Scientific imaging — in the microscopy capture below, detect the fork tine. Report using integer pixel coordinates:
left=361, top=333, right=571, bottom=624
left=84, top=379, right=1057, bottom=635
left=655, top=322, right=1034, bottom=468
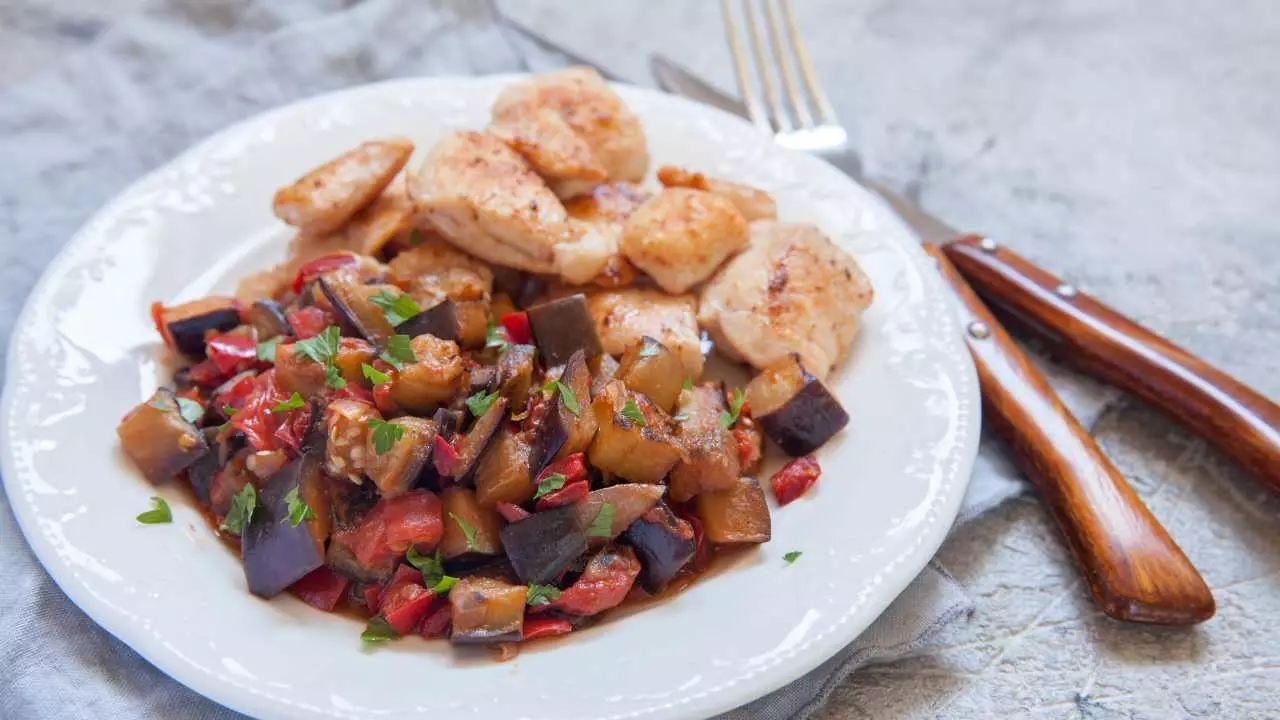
left=762, top=0, right=814, bottom=129
left=779, top=0, right=839, bottom=125
left=740, top=0, right=792, bottom=132
left=720, top=0, right=772, bottom=133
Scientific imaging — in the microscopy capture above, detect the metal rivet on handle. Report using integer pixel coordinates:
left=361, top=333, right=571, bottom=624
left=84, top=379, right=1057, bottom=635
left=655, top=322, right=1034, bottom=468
left=1056, top=283, right=1078, bottom=298
left=967, top=321, right=991, bottom=339
left=979, top=237, right=998, bottom=252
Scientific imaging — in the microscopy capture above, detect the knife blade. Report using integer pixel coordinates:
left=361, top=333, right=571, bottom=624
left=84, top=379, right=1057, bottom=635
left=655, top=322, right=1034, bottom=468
left=649, top=53, right=1216, bottom=624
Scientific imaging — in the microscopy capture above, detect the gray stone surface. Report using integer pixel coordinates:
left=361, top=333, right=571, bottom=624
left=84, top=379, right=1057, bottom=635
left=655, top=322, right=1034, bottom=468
left=3, top=0, right=1278, bottom=717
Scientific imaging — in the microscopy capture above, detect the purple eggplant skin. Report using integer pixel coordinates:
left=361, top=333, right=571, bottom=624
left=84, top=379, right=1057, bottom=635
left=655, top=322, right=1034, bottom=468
left=526, top=294, right=603, bottom=367
left=245, top=299, right=292, bottom=339
left=622, top=502, right=696, bottom=593
left=758, top=380, right=849, bottom=457
left=451, top=396, right=509, bottom=486
left=449, top=575, right=526, bottom=645
left=433, top=407, right=465, bottom=439
left=188, top=428, right=244, bottom=506
left=117, top=388, right=210, bottom=483
left=528, top=398, right=569, bottom=475
left=241, top=455, right=325, bottom=598
left=162, top=298, right=241, bottom=357
left=397, top=298, right=458, bottom=342
left=316, top=275, right=374, bottom=341
left=468, top=365, right=500, bottom=397
left=499, top=505, right=589, bottom=585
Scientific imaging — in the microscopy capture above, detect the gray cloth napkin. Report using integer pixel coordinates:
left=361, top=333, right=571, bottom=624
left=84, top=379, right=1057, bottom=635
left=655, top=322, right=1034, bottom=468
left=0, top=1, right=1119, bottom=717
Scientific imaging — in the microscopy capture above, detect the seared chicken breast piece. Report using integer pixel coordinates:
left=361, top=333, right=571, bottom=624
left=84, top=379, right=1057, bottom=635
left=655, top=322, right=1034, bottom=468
left=272, top=138, right=414, bottom=236
left=698, top=221, right=873, bottom=379
left=387, top=236, right=496, bottom=289
left=657, top=165, right=777, bottom=221
left=583, top=287, right=704, bottom=377
left=409, top=130, right=572, bottom=275
left=564, top=182, right=650, bottom=287
left=491, top=67, right=648, bottom=196
left=619, top=188, right=749, bottom=294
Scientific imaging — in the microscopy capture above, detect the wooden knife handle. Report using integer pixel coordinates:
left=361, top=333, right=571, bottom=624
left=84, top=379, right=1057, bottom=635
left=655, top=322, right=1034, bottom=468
left=943, top=235, right=1280, bottom=489
left=925, top=246, right=1214, bottom=625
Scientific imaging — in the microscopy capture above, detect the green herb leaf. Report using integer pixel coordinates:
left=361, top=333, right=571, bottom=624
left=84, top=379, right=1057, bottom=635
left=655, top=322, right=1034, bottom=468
left=556, top=381, right=580, bottom=416
left=718, top=388, right=746, bottom=428
left=407, top=228, right=424, bottom=246
left=135, top=496, right=172, bottom=524
left=465, top=389, right=499, bottom=418
left=526, top=583, right=561, bottom=607
left=449, top=511, right=478, bottom=550
left=621, top=399, right=645, bottom=426
left=638, top=343, right=660, bottom=358
left=256, top=336, right=280, bottom=363
left=783, top=550, right=803, bottom=564
left=149, top=396, right=169, bottom=412
left=484, top=322, right=509, bottom=352
left=380, top=334, right=416, bottom=370
left=272, top=391, right=305, bottom=414
left=361, top=616, right=397, bottom=643
left=533, top=473, right=567, bottom=500
left=406, top=547, right=456, bottom=591
left=369, top=290, right=422, bottom=327
left=672, top=411, right=690, bottom=422
left=361, top=362, right=389, bottom=385
left=284, top=486, right=315, bottom=527
left=176, top=397, right=204, bottom=425
left=682, top=377, right=694, bottom=391
left=295, top=325, right=341, bottom=365
left=431, top=575, right=458, bottom=594
left=586, top=502, right=615, bottom=538
left=220, top=483, right=257, bottom=536
left=324, top=363, right=347, bottom=389
left=222, top=405, right=237, bottom=417
left=367, top=417, right=404, bottom=455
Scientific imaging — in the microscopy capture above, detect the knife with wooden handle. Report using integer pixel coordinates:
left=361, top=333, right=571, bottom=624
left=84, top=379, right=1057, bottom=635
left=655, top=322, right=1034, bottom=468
left=925, top=246, right=1216, bottom=624
left=944, top=235, right=1280, bottom=489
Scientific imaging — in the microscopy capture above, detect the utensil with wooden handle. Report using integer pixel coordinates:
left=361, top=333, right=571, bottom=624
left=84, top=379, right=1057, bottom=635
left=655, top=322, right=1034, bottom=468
left=926, top=246, right=1216, bottom=624
left=944, top=236, right=1280, bottom=488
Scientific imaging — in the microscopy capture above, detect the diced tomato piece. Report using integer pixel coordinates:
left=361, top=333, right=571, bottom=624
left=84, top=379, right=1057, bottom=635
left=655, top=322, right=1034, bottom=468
left=770, top=455, right=821, bottom=506
left=499, top=312, right=533, bottom=345
left=432, top=435, right=461, bottom=478
left=419, top=595, right=453, bottom=638
left=291, top=254, right=359, bottom=293
left=534, top=479, right=589, bottom=511
left=381, top=583, right=436, bottom=636
left=334, top=384, right=374, bottom=404
left=546, top=546, right=641, bottom=616
left=674, top=507, right=711, bottom=570
left=521, top=615, right=572, bottom=642
left=363, top=584, right=382, bottom=614
left=287, top=306, right=332, bottom=339
left=372, top=382, right=399, bottom=415
left=213, top=372, right=258, bottom=411
left=290, top=567, right=350, bottom=612
left=383, top=491, right=444, bottom=553
left=495, top=501, right=531, bottom=524
left=187, top=358, right=229, bottom=387
left=272, top=405, right=312, bottom=455
left=536, top=452, right=589, bottom=486
left=206, top=332, right=260, bottom=376
left=732, top=426, right=762, bottom=470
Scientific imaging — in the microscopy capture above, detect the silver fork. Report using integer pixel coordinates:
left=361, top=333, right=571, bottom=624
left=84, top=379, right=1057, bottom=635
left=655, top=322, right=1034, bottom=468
left=720, top=0, right=862, bottom=178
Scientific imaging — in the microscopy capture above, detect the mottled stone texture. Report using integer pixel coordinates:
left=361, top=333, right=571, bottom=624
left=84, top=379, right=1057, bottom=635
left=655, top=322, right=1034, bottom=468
left=3, top=0, right=1278, bottom=717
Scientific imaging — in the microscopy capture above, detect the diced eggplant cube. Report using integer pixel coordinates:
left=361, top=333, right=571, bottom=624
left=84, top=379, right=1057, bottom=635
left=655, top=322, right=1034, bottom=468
left=241, top=456, right=326, bottom=598
left=668, top=384, right=740, bottom=502
left=117, top=388, right=209, bottom=483
left=616, top=336, right=686, bottom=412
left=244, top=299, right=291, bottom=339
left=468, top=365, right=500, bottom=397
left=317, top=274, right=397, bottom=344
left=158, top=297, right=241, bottom=357
left=188, top=428, right=244, bottom=506
left=500, top=505, right=589, bottom=585
left=450, top=575, right=526, bottom=644
left=365, top=416, right=437, bottom=497
left=496, top=344, right=536, bottom=411
left=440, top=487, right=504, bottom=562
left=549, top=350, right=598, bottom=462
left=623, top=503, right=696, bottom=593
left=526, top=294, right=603, bottom=366
left=587, top=380, right=681, bottom=484
left=398, top=298, right=458, bottom=342
left=473, top=424, right=536, bottom=507
left=451, top=396, right=508, bottom=486
left=696, top=476, right=772, bottom=545
left=746, top=353, right=849, bottom=456
left=578, top=483, right=666, bottom=544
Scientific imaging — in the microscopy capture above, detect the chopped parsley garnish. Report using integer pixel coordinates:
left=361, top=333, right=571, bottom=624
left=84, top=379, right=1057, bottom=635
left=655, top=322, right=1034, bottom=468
left=407, top=228, right=424, bottom=246
left=465, top=389, right=500, bottom=418
left=718, top=388, right=746, bottom=429
left=369, top=290, right=422, bottom=327
left=682, top=377, right=694, bottom=391
left=284, top=486, right=315, bottom=527
left=484, top=322, right=509, bottom=352
left=256, top=336, right=280, bottom=363
left=176, top=397, right=204, bottom=425
left=406, top=547, right=457, bottom=592
left=272, top=391, right=305, bottom=414
left=222, top=405, right=237, bottom=417
left=361, top=362, right=389, bottom=385
left=533, top=473, right=567, bottom=500
left=431, top=576, right=458, bottom=594
left=220, top=483, right=257, bottom=536
left=380, top=334, right=416, bottom=370
left=526, top=583, right=561, bottom=606
left=586, top=502, right=615, bottom=538
left=672, top=411, right=690, bottom=422
left=783, top=551, right=803, bottom=564
left=296, top=326, right=346, bottom=388
left=367, top=418, right=404, bottom=455
left=542, top=379, right=580, bottom=416
left=135, top=496, right=172, bottom=524
left=361, top=616, right=396, bottom=643
left=324, top=363, right=347, bottom=389
left=449, top=512, right=479, bottom=550
left=621, top=399, right=645, bottom=426
left=638, top=344, right=660, bottom=358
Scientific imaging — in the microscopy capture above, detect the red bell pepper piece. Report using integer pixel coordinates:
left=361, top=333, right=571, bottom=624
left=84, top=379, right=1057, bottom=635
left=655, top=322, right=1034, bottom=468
left=432, top=435, right=461, bottom=478
left=372, top=382, right=399, bottom=415
left=521, top=615, right=572, bottom=642
left=732, top=426, right=762, bottom=470
left=534, top=479, right=589, bottom=511
left=418, top=595, right=453, bottom=638
left=334, top=384, right=374, bottom=405
left=499, top=312, right=533, bottom=345
left=362, top=584, right=382, bottom=614
left=286, top=306, right=332, bottom=339
left=535, top=452, right=589, bottom=486
left=291, top=253, right=359, bottom=293
left=205, top=332, right=260, bottom=376
left=770, top=455, right=821, bottom=506
left=289, top=567, right=350, bottom=612
left=544, top=546, right=641, bottom=616
left=345, top=491, right=443, bottom=573
left=495, top=502, right=532, bottom=524
left=381, top=582, right=436, bottom=636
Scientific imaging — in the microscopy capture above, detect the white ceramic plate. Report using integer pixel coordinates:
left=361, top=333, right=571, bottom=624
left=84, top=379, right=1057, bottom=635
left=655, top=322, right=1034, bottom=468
left=2, top=76, right=978, bottom=720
